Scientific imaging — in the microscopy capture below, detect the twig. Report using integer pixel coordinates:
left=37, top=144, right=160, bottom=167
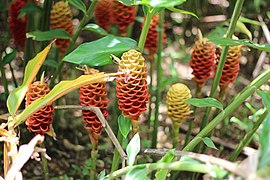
left=142, top=148, right=248, bottom=178
left=54, top=105, right=127, bottom=159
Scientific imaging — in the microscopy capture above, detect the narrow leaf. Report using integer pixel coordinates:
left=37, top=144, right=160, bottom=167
left=236, top=21, right=252, bottom=40
left=7, top=42, right=53, bottom=115
left=257, top=90, right=270, bottom=111
left=13, top=72, right=119, bottom=126
left=118, top=115, right=131, bottom=139
left=125, top=166, right=147, bottom=180
left=97, top=169, right=107, bottom=180
left=67, top=0, right=86, bottom=14
left=3, top=50, right=16, bottom=65
left=84, top=24, right=108, bottom=36
left=186, top=98, right=223, bottom=110
left=239, top=16, right=262, bottom=26
left=126, top=133, right=140, bottom=166
left=149, top=0, right=186, bottom=7
left=208, top=38, right=270, bottom=52
left=27, top=29, right=71, bottom=41
left=166, top=7, right=198, bottom=19
left=63, top=36, right=137, bottom=66
left=203, top=137, right=218, bottom=150
left=155, top=149, right=175, bottom=180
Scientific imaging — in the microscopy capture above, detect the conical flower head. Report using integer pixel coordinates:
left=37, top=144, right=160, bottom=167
left=94, top=0, right=113, bottom=31
left=25, top=81, right=54, bottom=134
left=8, top=0, right=27, bottom=48
left=50, top=1, right=73, bottom=54
left=144, top=14, right=166, bottom=60
left=190, top=38, right=215, bottom=86
left=217, top=45, right=241, bottom=88
left=166, top=83, right=192, bottom=126
left=80, top=68, right=109, bottom=147
left=112, top=1, right=136, bottom=35
left=116, top=49, right=149, bottom=130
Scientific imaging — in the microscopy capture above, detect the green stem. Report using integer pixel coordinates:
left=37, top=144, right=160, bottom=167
left=138, top=8, right=154, bottom=51
left=40, top=0, right=52, bottom=49
left=0, top=57, right=9, bottom=99
left=111, top=130, right=123, bottom=172
left=147, top=60, right=154, bottom=127
left=198, top=0, right=245, bottom=149
left=183, top=68, right=270, bottom=152
left=173, top=125, right=179, bottom=148
left=8, top=63, right=18, bottom=88
left=230, top=109, right=268, bottom=161
left=108, top=161, right=221, bottom=179
left=49, top=0, right=98, bottom=87
left=91, top=149, right=98, bottom=180
left=151, top=10, right=164, bottom=148
left=40, top=142, right=49, bottom=180
left=184, top=120, right=194, bottom=147
left=24, top=5, right=35, bottom=65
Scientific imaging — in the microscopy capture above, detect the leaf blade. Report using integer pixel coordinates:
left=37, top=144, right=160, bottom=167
left=126, top=133, right=140, bottom=166
left=155, top=149, right=175, bottom=180
left=118, top=115, right=131, bottom=139
left=83, top=24, right=108, bottom=36
left=202, top=137, right=218, bottom=150
left=166, top=7, right=198, bottom=19
left=125, top=166, right=147, bottom=180
left=186, top=98, right=223, bottom=110
left=67, top=0, right=86, bottom=14
left=27, top=29, right=71, bottom=41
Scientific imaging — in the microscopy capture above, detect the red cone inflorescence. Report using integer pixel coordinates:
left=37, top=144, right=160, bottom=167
left=25, top=81, right=54, bottom=134
left=80, top=68, right=109, bottom=147
left=8, top=0, right=27, bottom=48
left=50, top=1, right=73, bottom=54
left=190, top=37, right=216, bottom=86
left=116, top=49, right=149, bottom=132
left=216, top=45, right=241, bottom=89
left=144, top=14, right=166, bottom=59
left=94, top=0, right=113, bottom=31
left=112, top=1, right=136, bottom=35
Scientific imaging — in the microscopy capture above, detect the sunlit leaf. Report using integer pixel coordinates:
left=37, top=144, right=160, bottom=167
left=166, top=7, right=198, bottom=19
left=135, top=0, right=186, bottom=7
left=27, top=29, right=71, bottom=41
left=202, top=137, right=218, bottom=150
left=97, top=170, right=107, bottom=180
left=118, top=115, right=131, bottom=139
left=13, top=72, right=118, bottom=126
left=208, top=38, right=270, bottom=52
left=83, top=24, right=108, bottom=36
left=63, top=36, right=137, bottom=66
left=155, top=149, right=175, bottom=180
left=126, top=133, right=140, bottom=166
left=67, top=0, right=86, bottom=14
left=7, top=42, right=53, bottom=115
left=118, top=0, right=134, bottom=6
left=125, top=166, right=147, bottom=180
left=186, top=98, right=223, bottom=110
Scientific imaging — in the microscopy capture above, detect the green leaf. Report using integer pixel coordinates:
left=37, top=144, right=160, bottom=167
left=126, top=133, right=140, bottom=166
left=135, top=0, right=186, bottom=7
left=206, top=27, right=227, bottom=39
left=27, top=29, right=71, bottom=41
left=12, top=72, right=118, bottom=126
left=125, top=166, right=147, bottom=180
left=3, top=50, right=16, bottom=65
left=18, top=3, right=41, bottom=18
left=186, top=98, right=223, bottom=110
left=118, top=115, right=131, bottom=139
left=155, top=149, right=175, bottom=180
left=267, top=11, right=270, bottom=19
left=7, top=42, right=52, bottom=115
left=84, top=24, right=108, bottom=36
left=63, top=36, right=137, bottom=66
left=257, top=90, right=270, bottom=111
left=166, top=7, right=198, bottom=19
left=202, top=137, right=218, bottom=150
left=43, top=59, right=58, bottom=69
left=98, top=170, right=107, bottom=180
left=208, top=38, right=270, bottom=52
left=67, top=0, right=86, bottom=14
left=236, top=21, right=252, bottom=40
left=118, top=0, right=134, bottom=6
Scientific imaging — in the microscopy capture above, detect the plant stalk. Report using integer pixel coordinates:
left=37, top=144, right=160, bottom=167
left=0, top=57, right=9, bottom=99
left=147, top=59, right=154, bottom=127
left=111, top=129, right=124, bottom=172
left=91, top=149, right=98, bottom=180
left=184, top=68, right=270, bottom=151
left=173, top=125, right=179, bottom=148
left=8, top=63, right=18, bottom=88
left=138, top=8, right=154, bottom=51
left=151, top=10, right=164, bottom=148
left=230, top=109, right=268, bottom=161
left=50, top=0, right=98, bottom=87
left=40, top=142, right=49, bottom=180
